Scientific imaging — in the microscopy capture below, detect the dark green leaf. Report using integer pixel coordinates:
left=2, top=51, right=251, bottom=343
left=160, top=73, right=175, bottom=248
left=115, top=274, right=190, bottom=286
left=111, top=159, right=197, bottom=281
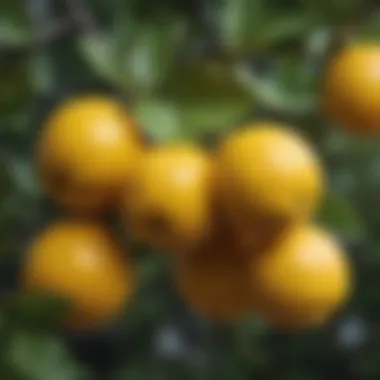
left=257, top=13, right=315, bottom=49
left=29, top=53, right=56, bottom=95
left=6, top=292, right=70, bottom=330
left=234, top=63, right=316, bottom=117
left=217, top=0, right=265, bottom=55
left=119, top=18, right=188, bottom=95
left=317, top=194, right=366, bottom=238
left=0, top=3, right=32, bottom=46
left=0, top=53, right=32, bottom=117
left=8, top=157, right=41, bottom=198
left=162, top=60, right=254, bottom=138
left=358, top=10, right=380, bottom=39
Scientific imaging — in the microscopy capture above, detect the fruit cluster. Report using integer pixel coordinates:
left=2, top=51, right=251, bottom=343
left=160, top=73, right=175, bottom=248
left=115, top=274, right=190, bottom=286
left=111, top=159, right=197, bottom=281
left=23, top=40, right=377, bottom=332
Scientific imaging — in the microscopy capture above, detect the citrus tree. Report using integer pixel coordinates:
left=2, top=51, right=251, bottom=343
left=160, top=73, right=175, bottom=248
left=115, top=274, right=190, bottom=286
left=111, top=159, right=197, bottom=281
left=1, top=1, right=380, bottom=380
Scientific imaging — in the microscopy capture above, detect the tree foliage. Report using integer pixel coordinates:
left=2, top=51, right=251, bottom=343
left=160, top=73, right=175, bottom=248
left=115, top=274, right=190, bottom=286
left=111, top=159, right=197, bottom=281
left=1, top=0, right=380, bottom=379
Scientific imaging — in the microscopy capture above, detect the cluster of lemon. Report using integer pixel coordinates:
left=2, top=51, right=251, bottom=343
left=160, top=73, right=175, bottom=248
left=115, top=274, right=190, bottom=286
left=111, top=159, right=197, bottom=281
left=22, top=41, right=379, bottom=332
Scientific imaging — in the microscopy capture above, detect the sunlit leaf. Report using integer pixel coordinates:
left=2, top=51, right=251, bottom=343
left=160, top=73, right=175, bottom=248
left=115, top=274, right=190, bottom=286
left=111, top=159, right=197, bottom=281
left=77, top=32, right=119, bottom=85
left=133, top=98, right=183, bottom=143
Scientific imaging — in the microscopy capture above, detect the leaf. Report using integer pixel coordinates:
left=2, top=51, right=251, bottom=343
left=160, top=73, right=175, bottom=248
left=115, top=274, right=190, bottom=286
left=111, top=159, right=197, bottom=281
left=133, top=98, right=183, bottom=143
left=257, top=12, right=315, bottom=49
left=6, top=331, right=87, bottom=380
left=0, top=52, right=31, bottom=112
left=119, top=18, right=188, bottom=95
left=0, top=158, right=14, bottom=211
left=217, top=1, right=315, bottom=56
left=234, top=63, right=316, bottom=117
left=317, top=194, right=366, bottom=238
left=272, top=56, right=318, bottom=95
left=0, top=3, right=32, bottom=46
left=8, top=156, right=41, bottom=199
left=358, top=10, right=380, bottom=40
left=162, top=60, right=254, bottom=139
left=77, top=32, right=119, bottom=85
left=29, top=53, right=56, bottom=95
left=6, top=292, right=70, bottom=330
left=217, top=0, right=265, bottom=54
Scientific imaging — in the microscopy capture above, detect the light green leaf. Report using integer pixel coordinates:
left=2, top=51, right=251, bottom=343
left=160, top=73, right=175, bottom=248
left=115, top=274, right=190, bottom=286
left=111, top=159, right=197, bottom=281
left=133, top=98, right=183, bottom=143
left=77, top=32, right=119, bottom=85
left=7, top=332, right=87, bottom=380
left=180, top=101, right=251, bottom=138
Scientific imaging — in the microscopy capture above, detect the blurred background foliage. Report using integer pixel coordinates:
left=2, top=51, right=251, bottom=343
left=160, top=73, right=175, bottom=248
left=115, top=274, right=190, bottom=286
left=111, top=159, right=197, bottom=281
left=1, top=0, right=380, bottom=379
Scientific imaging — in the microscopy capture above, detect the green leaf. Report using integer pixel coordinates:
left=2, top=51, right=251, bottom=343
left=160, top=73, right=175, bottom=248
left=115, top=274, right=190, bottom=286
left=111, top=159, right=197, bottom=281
left=0, top=3, right=32, bottom=46
left=162, top=60, right=254, bottom=139
left=0, top=158, right=20, bottom=257
left=133, top=98, right=183, bottom=143
left=0, top=159, right=13, bottom=210
left=272, top=56, right=318, bottom=96
left=217, top=1, right=315, bottom=55
left=317, top=194, right=366, bottom=238
left=232, top=317, right=269, bottom=369
left=8, top=157, right=41, bottom=199
left=257, top=12, right=315, bottom=49
left=6, top=292, right=70, bottom=330
left=358, top=10, right=380, bottom=40
left=29, top=53, right=56, bottom=95
left=234, top=63, right=316, bottom=117
left=6, top=331, right=87, bottom=380
left=217, top=0, right=265, bottom=54
left=119, top=18, right=188, bottom=96
left=77, top=32, right=119, bottom=85
left=0, top=53, right=31, bottom=114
